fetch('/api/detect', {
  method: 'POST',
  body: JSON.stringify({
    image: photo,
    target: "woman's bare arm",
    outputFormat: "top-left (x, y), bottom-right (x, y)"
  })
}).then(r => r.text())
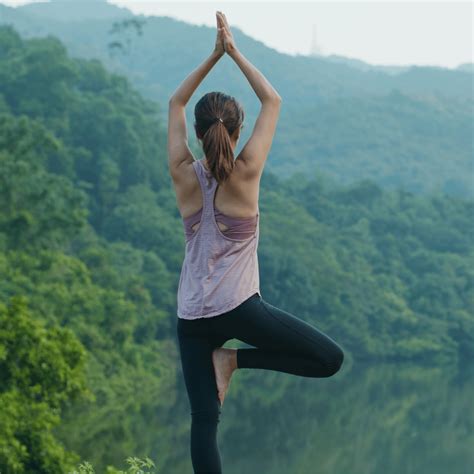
top-left (168, 13), bottom-right (225, 181)
top-left (218, 12), bottom-right (281, 179)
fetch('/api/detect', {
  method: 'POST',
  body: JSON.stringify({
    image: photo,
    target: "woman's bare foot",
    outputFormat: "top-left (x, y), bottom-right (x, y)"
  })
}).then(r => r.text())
top-left (212, 347), bottom-right (238, 406)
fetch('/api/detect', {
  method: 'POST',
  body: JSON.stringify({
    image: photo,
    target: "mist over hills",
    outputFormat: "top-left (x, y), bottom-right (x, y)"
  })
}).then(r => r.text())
top-left (0, 1), bottom-right (472, 198)
top-left (17, 0), bottom-right (129, 21)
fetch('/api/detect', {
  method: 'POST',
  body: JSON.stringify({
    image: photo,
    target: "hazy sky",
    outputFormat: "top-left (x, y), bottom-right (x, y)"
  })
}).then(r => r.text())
top-left (3, 1), bottom-right (473, 68)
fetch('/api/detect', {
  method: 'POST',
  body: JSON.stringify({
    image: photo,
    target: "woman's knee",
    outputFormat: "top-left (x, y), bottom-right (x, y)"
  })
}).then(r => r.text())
top-left (324, 345), bottom-right (344, 376)
top-left (306, 343), bottom-right (344, 377)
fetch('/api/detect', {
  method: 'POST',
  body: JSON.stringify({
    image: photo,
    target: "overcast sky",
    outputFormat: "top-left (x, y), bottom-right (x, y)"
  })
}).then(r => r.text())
top-left (3, 1), bottom-right (473, 69)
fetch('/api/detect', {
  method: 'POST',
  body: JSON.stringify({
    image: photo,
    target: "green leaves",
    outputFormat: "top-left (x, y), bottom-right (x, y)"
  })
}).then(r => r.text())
top-left (0, 296), bottom-right (90, 473)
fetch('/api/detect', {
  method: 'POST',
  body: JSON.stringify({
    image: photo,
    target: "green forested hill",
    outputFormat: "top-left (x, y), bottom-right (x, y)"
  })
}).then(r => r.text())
top-left (0, 25), bottom-right (472, 473)
top-left (0, 1), bottom-right (472, 198)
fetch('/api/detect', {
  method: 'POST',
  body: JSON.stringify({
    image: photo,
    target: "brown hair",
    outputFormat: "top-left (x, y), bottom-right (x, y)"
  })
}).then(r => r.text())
top-left (194, 91), bottom-right (245, 185)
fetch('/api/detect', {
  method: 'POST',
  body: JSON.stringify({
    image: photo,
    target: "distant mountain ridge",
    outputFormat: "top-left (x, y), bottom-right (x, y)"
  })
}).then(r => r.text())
top-left (0, 1), bottom-right (472, 199)
top-left (456, 62), bottom-right (474, 73)
top-left (322, 54), bottom-right (410, 75)
top-left (323, 53), bottom-right (473, 75)
top-left (18, 0), bottom-right (130, 21)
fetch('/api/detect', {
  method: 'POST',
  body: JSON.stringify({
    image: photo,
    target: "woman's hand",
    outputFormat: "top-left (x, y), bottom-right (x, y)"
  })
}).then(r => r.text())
top-left (216, 11), bottom-right (237, 55)
top-left (214, 11), bottom-right (225, 56)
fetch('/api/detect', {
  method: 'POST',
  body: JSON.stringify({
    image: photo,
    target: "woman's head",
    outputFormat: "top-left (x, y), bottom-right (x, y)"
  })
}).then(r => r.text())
top-left (194, 91), bottom-right (244, 184)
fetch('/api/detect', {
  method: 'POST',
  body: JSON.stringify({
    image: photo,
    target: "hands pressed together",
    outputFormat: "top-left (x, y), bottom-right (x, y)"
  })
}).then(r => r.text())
top-left (214, 11), bottom-right (237, 57)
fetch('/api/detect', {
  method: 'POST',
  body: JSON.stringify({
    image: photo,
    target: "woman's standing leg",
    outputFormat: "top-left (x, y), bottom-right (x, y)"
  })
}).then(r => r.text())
top-left (212, 293), bottom-right (344, 378)
top-left (177, 317), bottom-right (225, 474)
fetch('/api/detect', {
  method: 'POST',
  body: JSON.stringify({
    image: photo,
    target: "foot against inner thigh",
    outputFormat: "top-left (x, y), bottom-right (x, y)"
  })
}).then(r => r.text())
top-left (212, 347), bottom-right (238, 406)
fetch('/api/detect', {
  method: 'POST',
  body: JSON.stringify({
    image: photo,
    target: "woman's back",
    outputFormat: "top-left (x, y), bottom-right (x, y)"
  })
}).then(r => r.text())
top-left (177, 159), bottom-right (261, 320)
top-left (176, 156), bottom-right (260, 219)
top-left (180, 156), bottom-right (259, 239)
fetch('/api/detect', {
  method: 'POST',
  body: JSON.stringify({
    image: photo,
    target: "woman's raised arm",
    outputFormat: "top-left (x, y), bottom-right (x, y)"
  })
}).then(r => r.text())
top-left (218, 11), bottom-right (281, 103)
top-left (168, 13), bottom-right (226, 180)
top-left (217, 11), bottom-right (282, 180)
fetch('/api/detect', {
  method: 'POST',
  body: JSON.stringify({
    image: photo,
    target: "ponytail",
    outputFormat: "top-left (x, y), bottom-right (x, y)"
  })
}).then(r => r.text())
top-left (201, 117), bottom-right (235, 185)
top-left (194, 91), bottom-right (245, 185)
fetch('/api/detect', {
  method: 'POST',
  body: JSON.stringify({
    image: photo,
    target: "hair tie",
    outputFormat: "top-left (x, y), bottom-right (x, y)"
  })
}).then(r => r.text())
top-left (216, 116), bottom-right (223, 123)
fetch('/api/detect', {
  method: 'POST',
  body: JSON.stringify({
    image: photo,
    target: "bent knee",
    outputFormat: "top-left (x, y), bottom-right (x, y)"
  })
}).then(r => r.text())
top-left (325, 347), bottom-right (344, 376)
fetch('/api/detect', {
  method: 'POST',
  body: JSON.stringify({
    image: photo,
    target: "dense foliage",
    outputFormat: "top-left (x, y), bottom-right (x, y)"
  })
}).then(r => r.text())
top-left (0, 25), bottom-right (472, 472)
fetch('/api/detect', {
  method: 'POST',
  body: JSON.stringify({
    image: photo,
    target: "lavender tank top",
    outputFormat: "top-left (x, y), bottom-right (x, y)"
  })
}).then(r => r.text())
top-left (177, 159), bottom-right (261, 319)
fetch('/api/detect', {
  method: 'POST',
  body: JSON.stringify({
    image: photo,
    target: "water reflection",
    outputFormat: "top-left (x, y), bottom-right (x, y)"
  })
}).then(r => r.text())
top-left (59, 358), bottom-right (473, 473)
top-left (170, 360), bottom-right (474, 474)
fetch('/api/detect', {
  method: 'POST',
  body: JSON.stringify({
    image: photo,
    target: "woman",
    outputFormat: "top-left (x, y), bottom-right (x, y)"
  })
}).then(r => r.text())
top-left (168, 11), bottom-right (344, 474)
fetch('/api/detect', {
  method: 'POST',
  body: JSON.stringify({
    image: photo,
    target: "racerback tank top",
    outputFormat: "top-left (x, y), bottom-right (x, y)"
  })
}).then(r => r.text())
top-left (177, 159), bottom-right (261, 319)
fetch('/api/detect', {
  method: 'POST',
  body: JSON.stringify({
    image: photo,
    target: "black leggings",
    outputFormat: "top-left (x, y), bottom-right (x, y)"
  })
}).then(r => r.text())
top-left (176, 292), bottom-right (344, 474)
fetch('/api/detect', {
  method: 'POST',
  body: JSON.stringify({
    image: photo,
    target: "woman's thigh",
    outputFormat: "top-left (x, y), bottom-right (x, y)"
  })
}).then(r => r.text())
top-left (211, 294), bottom-right (344, 364)
top-left (177, 317), bottom-right (222, 413)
